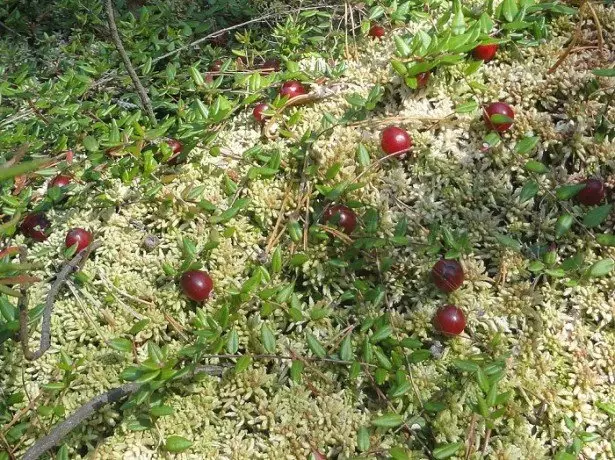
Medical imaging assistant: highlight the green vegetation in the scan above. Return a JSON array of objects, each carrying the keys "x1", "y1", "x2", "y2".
[{"x1": 1, "y1": 0, "x2": 614, "y2": 458}]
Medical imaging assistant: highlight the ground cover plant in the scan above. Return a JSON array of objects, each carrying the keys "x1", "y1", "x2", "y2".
[{"x1": 0, "y1": 0, "x2": 614, "y2": 458}]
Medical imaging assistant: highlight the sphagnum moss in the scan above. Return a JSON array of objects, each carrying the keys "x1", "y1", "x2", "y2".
[{"x1": 2, "y1": 1, "x2": 615, "y2": 459}]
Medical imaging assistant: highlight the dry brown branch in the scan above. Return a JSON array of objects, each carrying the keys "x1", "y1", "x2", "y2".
[{"x1": 104, "y1": 0, "x2": 156, "y2": 125}]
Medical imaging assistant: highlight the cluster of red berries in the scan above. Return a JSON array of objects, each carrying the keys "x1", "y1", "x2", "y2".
[
  {"x1": 431, "y1": 259, "x2": 466, "y2": 336},
  {"x1": 252, "y1": 80, "x2": 308, "y2": 125}
]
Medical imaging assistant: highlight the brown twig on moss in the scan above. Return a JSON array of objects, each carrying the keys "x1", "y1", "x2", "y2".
[
  {"x1": 21, "y1": 365, "x2": 225, "y2": 460},
  {"x1": 18, "y1": 241, "x2": 101, "y2": 361},
  {"x1": 104, "y1": 0, "x2": 156, "y2": 125}
]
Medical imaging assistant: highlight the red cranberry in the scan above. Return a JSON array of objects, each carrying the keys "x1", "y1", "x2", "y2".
[
  {"x1": 483, "y1": 102, "x2": 515, "y2": 132},
  {"x1": 253, "y1": 103, "x2": 270, "y2": 123},
  {"x1": 380, "y1": 126, "x2": 413, "y2": 156},
  {"x1": 20, "y1": 213, "x2": 51, "y2": 242},
  {"x1": 368, "y1": 25, "x2": 385, "y2": 39},
  {"x1": 431, "y1": 259, "x2": 464, "y2": 293},
  {"x1": 166, "y1": 139, "x2": 184, "y2": 165},
  {"x1": 323, "y1": 204, "x2": 357, "y2": 235},
  {"x1": 577, "y1": 179, "x2": 605, "y2": 205},
  {"x1": 416, "y1": 71, "x2": 430, "y2": 88},
  {"x1": 279, "y1": 81, "x2": 307, "y2": 100},
  {"x1": 180, "y1": 270, "x2": 214, "y2": 302},
  {"x1": 49, "y1": 175, "x2": 71, "y2": 188},
  {"x1": 65, "y1": 228, "x2": 92, "y2": 253},
  {"x1": 434, "y1": 305, "x2": 466, "y2": 336},
  {"x1": 472, "y1": 43, "x2": 498, "y2": 61}
]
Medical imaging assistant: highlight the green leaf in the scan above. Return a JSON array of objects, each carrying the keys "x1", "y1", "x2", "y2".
[
  {"x1": 596, "y1": 234, "x2": 615, "y2": 246},
  {"x1": 501, "y1": 0, "x2": 519, "y2": 22},
  {"x1": 555, "y1": 214, "x2": 574, "y2": 238},
  {"x1": 357, "y1": 427, "x2": 370, "y2": 452},
  {"x1": 408, "y1": 349, "x2": 431, "y2": 363},
  {"x1": 325, "y1": 162, "x2": 342, "y2": 180},
  {"x1": 56, "y1": 444, "x2": 69, "y2": 460},
  {"x1": 582, "y1": 204, "x2": 611, "y2": 228},
  {"x1": 108, "y1": 338, "x2": 132, "y2": 353},
  {"x1": 524, "y1": 160, "x2": 549, "y2": 174},
  {"x1": 150, "y1": 405, "x2": 174, "y2": 417},
  {"x1": 372, "y1": 412, "x2": 404, "y2": 428},
  {"x1": 452, "y1": 359, "x2": 480, "y2": 372},
  {"x1": 83, "y1": 136, "x2": 99, "y2": 152},
  {"x1": 339, "y1": 334, "x2": 353, "y2": 361},
  {"x1": 490, "y1": 113, "x2": 514, "y2": 124},
  {"x1": 519, "y1": 180, "x2": 539, "y2": 203},
  {"x1": 260, "y1": 324, "x2": 276, "y2": 353},
  {"x1": 556, "y1": 184, "x2": 585, "y2": 200},
  {"x1": 226, "y1": 329, "x2": 239, "y2": 354},
  {"x1": 393, "y1": 36, "x2": 411, "y2": 57},
  {"x1": 165, "y1": 435, "x2": 193, "y2": 453},
  {"x1": 306, "y1": 332, "x2": 327, "y2": 358},
  {"x1": 514, "y1": 136, "x2": 539, "y2": 154},
  {"x1": 588, "y1": 258, "x2": 614, "y2": 277},
  {"x1": 433, "y1": 442, "x2": 463, "y2": 459},
  {"x1": 592, "y1": 68, "x2": 615, "y2": 77},
  {"x1": 370, "y1": 325, "x2": 392, "y2": 343},
  {"x1": 128, "y1": 319, "x2": 150, "y2": 335},
  {"x1": 390, "y1": 381, "x2": 412, "y2": 398},
  {"x1": 235, "y1": 355, "x2": 251, "y2": 373},
  {"x1": 356, "y1": 144, "x2": 370, "y2": 167},
  {"x1": 494, "y1": 233, "x2": 521, "y2": 251},
  {"x1": 451, "y1": 9, "x2": 465, "y2": 35},
  {"x1": 0, "y1": 158, "x2": 51, "y2": 181},
  {"x1": 455, "y1": 100, "x2": 478, "y2": 113},
  {"x1": 290, "y1": 360, "x2": 304, "y2": 382},
  {"x1": 596, "y1": 401, "x2": 615, "y2": 416}
]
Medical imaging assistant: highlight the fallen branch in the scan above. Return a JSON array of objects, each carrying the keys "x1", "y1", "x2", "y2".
[
  {"x1": 104, "y1": 0, "x2": 156, "y2": 125},
  {"x1": 21, "y1": 365, "x2": 225, "y2": 460},
  {"x1": 18, "y1": 241, "x2": 101, "y2": 361}
]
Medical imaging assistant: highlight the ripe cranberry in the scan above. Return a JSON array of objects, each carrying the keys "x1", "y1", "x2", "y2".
[
  {"x1": 259, "y1": 58, "x2": 281, "y2": 74},
  {"x1": 49, "y1": 174, "x2": 71, "y2": 188},
  {"x1": 380, "y1": 126, "x2": 413, "y2": 156},
  {"x1": 416, "y1": 71, "x2": 430, "y2": 88},
  {"x1": 180, "y1": 270, "x2": 214, "y2": 302},
  {"x1": 472, "y1": 43, "x2": 498, "y2": 61},
  {"x1": 20, "y1": 213, "x2": 51, "y2": 242},
  {"x1": 483, "y1": 102, "x2": 515, "y2": 132},
  {"x1": 577, "y1": 178, "x2": 605, "y2": 205},
  {"x1": 253, "y1": 103, "x2": 270, "y2": 123},
  {"x1": 431, "y1": 259, "x2": 464, "y2": 293},
  {"x1": 322, "y1": 204, "x2": 357, "y2": 235},
  {"x1": 368, "y1": 25, "x2": 385, "y2": 39},
  {"x1": 279, "y1": 81, "x2": 307, "y2": 100},
  {"x1": 65, "y1": 228, "x2": 92, "y2": 253},
  {"x1": 166, "y1": 139, "x2": 184, "y2": 165},
  {"x1": 434, "y1": 305, "x2": 466, "y2": 336}
]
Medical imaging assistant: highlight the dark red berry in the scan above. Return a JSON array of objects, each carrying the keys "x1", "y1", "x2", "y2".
[
  {"x1": 65, "y1": 228, "x2": 92, "y2": 253},
  {"x1": 483, "y1": 102, "x2": 515, "y2": 132},
  {"x1": 253, "y1": 103, "x2": 270, "y2": 123},
  {"x1": 472, "y1": 43, "x2": 498, "y2": 61},
  {"x1": 434, "y1": 305, "x2": 466, "y2": 336},
  {"x1": 20, "y1": 213, "x2": 51, "y2": 242},
  {"x1": 279, "y1": 81, "x2": 307, "y2": 99},
  {"x1": 180, "y1": 270, "x2": 214, "y2": 302},
  {"x1": 381, "y1": 126, "x2": 413, "y2": 156},
  {"x1": 368, "y1": 25, "x2": 385, "y2": 39},
  {"x1": 577, "y1": 178, "x2": 605, "y2": 205},
  {"x1": 323, "y1": 204, "x2": 357, "y2": 235},
  {"x1": 49, "y1": 175, "x2": 71, "y2": 188},
  {"x1": 431, "y1": 259, "x2": 464, "y2": 293},
  {"x1": 166, "y1": 139, "x2": 184, "y2": 165},
  {"x1": 416, "y1": 71, "x2": 430, "y2": 88}
]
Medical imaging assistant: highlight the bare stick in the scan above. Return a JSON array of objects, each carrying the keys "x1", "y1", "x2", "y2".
[
  {"x1": 104, "y1": 0, "x2": 156, "y2": 125},
  {"x1": 19, "y1": 241, "x2": 101, "y2": 361}
]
